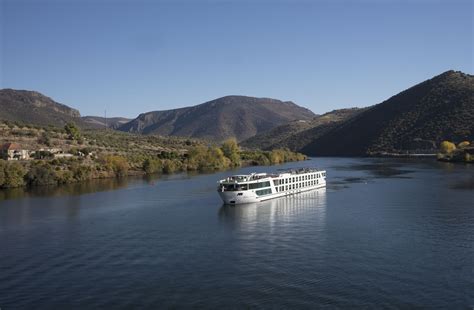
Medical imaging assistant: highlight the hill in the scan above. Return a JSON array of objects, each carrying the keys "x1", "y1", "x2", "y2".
[
  {"x1": 0, "y1": 89, "x2": 81, "y2": 126},
  {"x1": 118, "y1": 95, "x2": 315, "y2": 141},
  {"x1": 301, "y1": 70, "x2": 474, "y2": 156},
  {"x1": 81, "y1": 116, "x2": 132, "y2": 130},
  {"x1": 241, "y1": 108, "x2": 363, "y2": 150}
]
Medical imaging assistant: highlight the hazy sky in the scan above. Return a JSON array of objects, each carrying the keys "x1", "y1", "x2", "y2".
[{"x1": 1, "y1": 0, "x2": 472, "y2": 118}]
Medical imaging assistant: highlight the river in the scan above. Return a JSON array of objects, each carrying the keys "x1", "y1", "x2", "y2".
[{"x1": 1, "y1": 157, "x2": 473, "y2": 308}]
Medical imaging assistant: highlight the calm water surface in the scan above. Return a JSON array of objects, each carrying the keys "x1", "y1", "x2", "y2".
[{"x1": 1, "y1": 158, "x2": 473, "y2": 309}]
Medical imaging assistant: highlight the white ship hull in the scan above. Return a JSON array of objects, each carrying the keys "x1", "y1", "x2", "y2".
[{"x1": 217, "y1": 168, "x2": 327, "y2": 205}]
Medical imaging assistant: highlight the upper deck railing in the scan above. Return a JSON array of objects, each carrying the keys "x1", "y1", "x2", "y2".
[{"x1": 219, "y1": 168, "x2": 325, "y2": 184}]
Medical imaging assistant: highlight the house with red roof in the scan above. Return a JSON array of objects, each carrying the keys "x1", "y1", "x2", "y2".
[{"x1": 0, "y1": 143, "x2": 30, "y2": 161}]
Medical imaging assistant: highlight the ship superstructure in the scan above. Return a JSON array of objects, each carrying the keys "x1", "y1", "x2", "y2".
[{"x1": 217, "y1": 168, "x2": 326, "y2": 204}]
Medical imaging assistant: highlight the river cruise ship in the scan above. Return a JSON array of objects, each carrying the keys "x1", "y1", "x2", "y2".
[{"x1": 217, "y1": 168, "x2": 326, "y2": 204}]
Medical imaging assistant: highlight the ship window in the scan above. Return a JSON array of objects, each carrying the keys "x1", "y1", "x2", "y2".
[
  {"x1": 248, "y1": 181, "x2": 271, "y2": 189},
  {"x1": 256, "y1": 188, "x2": 272, "y2": 196},
  {"x1": 317, "y1": 180, "x2": 319, "y2": 184},
  {"x1": 237, "y1": 193, "x2": 243, "y2": 196}
]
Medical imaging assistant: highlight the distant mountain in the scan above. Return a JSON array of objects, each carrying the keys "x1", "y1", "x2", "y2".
[
  {"x1": 118, "y1": 96, "x2": 315, "y2": 141},
  {"x1": 242, "y1": 108, "x2": 364, "y2": 150},
  {"x1": 81, "y1": 116, "x2": 132, "y2": 130},
  {"x1": 301, "y1": 70, "x2": 474, "y2": 156},
  {"x1": 0, "y1": 89, "x2": 81, "y2": 126}
]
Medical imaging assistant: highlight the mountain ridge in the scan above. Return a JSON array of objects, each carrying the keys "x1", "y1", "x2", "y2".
[
  {"x1": 118, "y1": 95, "x2": 316, "y2": 141},
  {"x1": 300, "y1": 70, "x2": 473, "y2": 156}
]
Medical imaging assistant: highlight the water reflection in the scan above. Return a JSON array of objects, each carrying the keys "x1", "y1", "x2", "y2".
[
  {"x1": 218, "y1": 188, "x2": 327, "y2": 231},
  {"x1": 0, "y1": 177, "x2": 131, "y2": 202}
]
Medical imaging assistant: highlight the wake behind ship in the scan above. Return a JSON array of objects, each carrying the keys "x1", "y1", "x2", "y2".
[{"x1": 217, "y1": 168, "x2": 326, "y2": 204}]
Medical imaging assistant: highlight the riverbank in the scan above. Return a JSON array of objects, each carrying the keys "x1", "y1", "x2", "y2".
[{"x1": 0, "y1": 141, "x2": 306, "y2": 189}]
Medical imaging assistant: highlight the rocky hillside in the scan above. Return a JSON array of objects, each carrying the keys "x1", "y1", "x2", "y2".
[
  {"x1": 81, "y1": 116, "x2": 131, "y2": 130},
  {"x1": 118, "y1": 96, "x2": 315, "y2": 141},
  {"x1": 241, "y1": 108, "x2": 363, "y2": 150},
  {"x1": 0, "y1": 89, "x2": 81, "y2": 126},
  {"x1": 301, "y1": 70, "x2": 473, "y2": 156}
]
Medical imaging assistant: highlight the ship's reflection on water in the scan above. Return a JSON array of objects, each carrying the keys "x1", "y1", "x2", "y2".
[{"x1": 218, "y1": 188, "x2": 327, "y2": 232}]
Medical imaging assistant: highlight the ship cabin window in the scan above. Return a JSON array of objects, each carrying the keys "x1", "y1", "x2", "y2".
[
  {"x1": 292, "y1": 177, "x2": 295, "y2": 182},
  {"x1": 317, "y1": 179, "x2": 319, "y2": 184},
  {"x1": 248, "y1": 181, "x2": 271, "y2": 190},
  {"x1": 256, "y1": 188, "x2": 272, "y2": 196}
]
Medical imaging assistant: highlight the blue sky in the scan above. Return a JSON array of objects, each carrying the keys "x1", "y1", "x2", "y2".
[{"x1": 1, "y1": 0, "x2": 472, "y2": 118}]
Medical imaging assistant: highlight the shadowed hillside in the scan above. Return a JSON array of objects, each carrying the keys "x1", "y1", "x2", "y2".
[
  {"x1": 0, "y1": 89, "x2": 81, "y2": 126},
  {"x1": 241, "y1": 108, "x2": 364, "y2": 150},
  {"x1": 118, "y1": 96, "x2": 315, "y2": 141},
  {"x1": 301, "y1": 70, "x2": 473, "y2": 156}
]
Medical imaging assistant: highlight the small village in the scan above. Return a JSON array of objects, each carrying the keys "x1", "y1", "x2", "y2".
[{"x1": 0, "y1": 142, "x2": 89, "y2": 161}]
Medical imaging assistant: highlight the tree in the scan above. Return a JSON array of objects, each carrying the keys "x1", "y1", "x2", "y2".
[
  {"x1": 0, "y1": 160, "x2": 5, "y2": 187},
  {"x1": 38, "y1": 131, "x2": 52, "y2": 146},
  {"x1": 26, "y1": 163, "x2": 58, "y2": 186},
  {"x1": 221, "y1": 138, "x2": 241, "y2": 167},
  {"x1": 104, "y1": 155, "x2": 129, "y2": 178},
  {"x1": 440, "y1": 141, "x2": 456, "y2": 154},
  {"x1": 458, "y1": 141, "x2": 470, "y2": 148},
  {"x1": 64, "y1": 123, "x2": 81, "y2": 141},
  {"x1": 3, "y1": 162, "x2": 26, "y2": 188}
]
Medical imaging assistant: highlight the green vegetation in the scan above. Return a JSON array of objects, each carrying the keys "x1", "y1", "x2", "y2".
[
  {"x1": 0, "y1": 160, "x2": 27, "y2": 188},
  {"x1": 65, "y1": 122, "x2": 83, "y2": 144},
  {"x1": 0, "y1": 122, "x2": 307, "y2": 189},
  {"x1": 299, "y1": 71, "x2": 473, "y2": 156}
]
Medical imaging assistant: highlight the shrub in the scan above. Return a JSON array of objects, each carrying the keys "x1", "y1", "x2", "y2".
[
  {"x1": 37, "y1": 132, "x2": 52, "y2": 146},
  {"x1": 57, "y1": 170, "x2": 74, "y2": 184},
  {"x1": 104, "y1": 155, "x2": 129, "y2": 178},
  {"x1": 2, "y1": 162, "x2": 27, "y2": 188},
  {"x1": 72, "y1": 164, "x2": 93, "y2": 181},
  {"x1": 162, "y1": 159, "x2": 177, "y2": 174},
  {"x1": 0, "y1": 160, "x2": 5, "y2": 187},
  {"x1": 34, "y1": 151, "x2": 54, "y2": 160},
  {"x1": 143, "y1": 158, "x2": 162, "y2": 174},
  {"x1": 458, "y1": 141, "x2": 470, "y2": 148},
  {"x1": 26, "y1": 163, "x2": 58, "y2": 186}
]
